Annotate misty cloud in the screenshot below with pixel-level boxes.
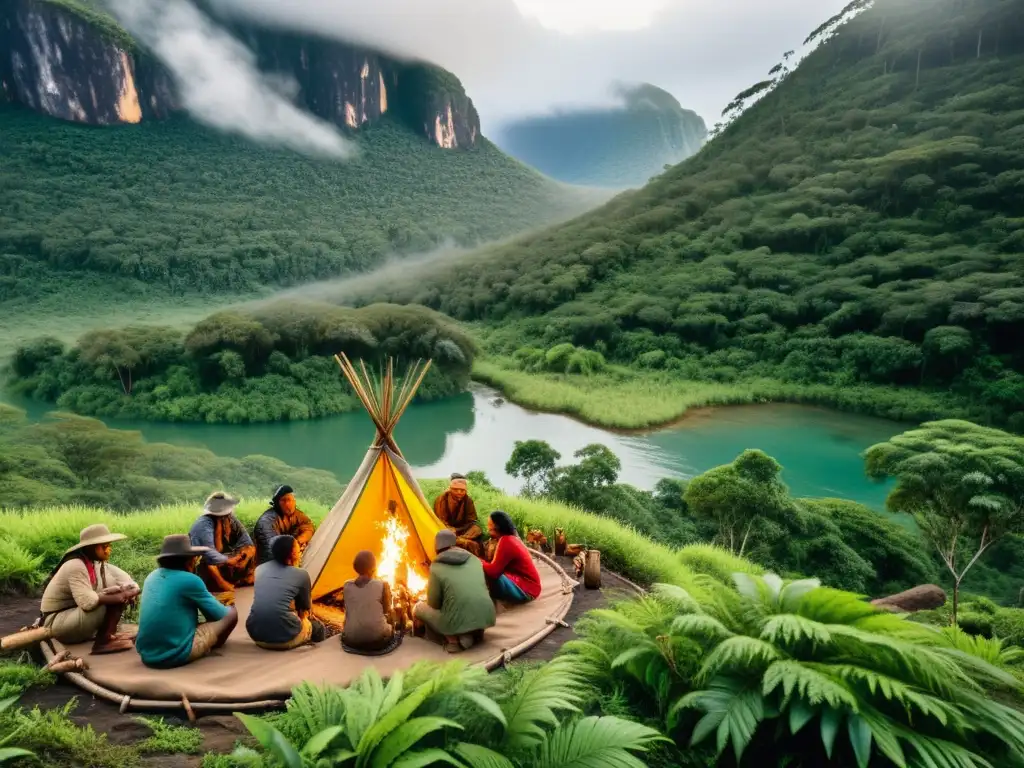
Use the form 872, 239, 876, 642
106, 0, 354, 158
206, 0, 850, 132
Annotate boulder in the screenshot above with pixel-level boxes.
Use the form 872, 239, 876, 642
871, 584, 947, 613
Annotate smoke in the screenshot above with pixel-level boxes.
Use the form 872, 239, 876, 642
105, 0, 354, 158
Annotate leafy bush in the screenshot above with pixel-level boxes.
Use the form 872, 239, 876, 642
9, 303, 475, 423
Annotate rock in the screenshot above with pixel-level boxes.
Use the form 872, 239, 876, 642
871, 584, 947, 613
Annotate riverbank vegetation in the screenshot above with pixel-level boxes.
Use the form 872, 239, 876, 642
0, 106, 593, 303
7, 303, 474, 423
361, 0, 1024, 432
0, 403, 343, 516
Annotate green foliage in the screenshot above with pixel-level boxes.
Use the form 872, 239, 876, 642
0, 403, 343, 512
365, 0, 1024, 429
866, 420, 1024, 620
235, 661, 663, 767
567, 572, 1024, 767
135, 717, 204, 755
0, 660, 53, 701
511, 344, 607, 375
0, 105, 594, 310
0, 699, 136, 767
0, 695, 35, 765
9, 302, 475, 423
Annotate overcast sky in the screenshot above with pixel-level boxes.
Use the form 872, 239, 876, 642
209, 0, 851, 133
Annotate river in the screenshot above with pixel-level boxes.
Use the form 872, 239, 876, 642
9, 385, 903, 510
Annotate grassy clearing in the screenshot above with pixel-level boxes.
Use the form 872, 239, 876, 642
472, 358, 969, 431
0, 480, 729, 594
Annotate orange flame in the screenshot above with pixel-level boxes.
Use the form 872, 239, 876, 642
377, 514, 428, 598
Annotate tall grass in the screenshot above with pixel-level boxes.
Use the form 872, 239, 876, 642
472, 358, 971, 430
1, 484, 730, 594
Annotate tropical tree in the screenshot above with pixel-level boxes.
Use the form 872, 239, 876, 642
683, 450, 790, 556
505, 440, 561, 497
865, 420, 1024, 624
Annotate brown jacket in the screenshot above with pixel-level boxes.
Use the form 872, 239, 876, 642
254, 506, 315, 565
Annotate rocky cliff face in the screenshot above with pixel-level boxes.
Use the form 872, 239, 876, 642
0, 0, 176, 124
0, 0, 481, 148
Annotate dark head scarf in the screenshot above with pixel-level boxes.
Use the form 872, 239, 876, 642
271, 534, 296, 565
353, 550, 376, 577
272, 485, 294, 508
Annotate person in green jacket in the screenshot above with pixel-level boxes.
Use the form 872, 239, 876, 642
414, 529, 496, 653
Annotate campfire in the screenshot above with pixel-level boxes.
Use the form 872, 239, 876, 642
313, 505, 430, 636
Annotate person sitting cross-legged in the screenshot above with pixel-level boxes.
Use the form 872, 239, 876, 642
340, 550, 400, 654
253, 485, 315, 567
481, 511, 542, 606
433, 474, 485, 557
135, 535, 239, 669
189, 491, 256, 603
247, 535, 327, 650
414, 530, 496, 653
39, 524, 140, 655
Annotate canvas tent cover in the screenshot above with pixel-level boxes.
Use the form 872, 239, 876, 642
47, 555, 576, 706
303, 445, 442, 600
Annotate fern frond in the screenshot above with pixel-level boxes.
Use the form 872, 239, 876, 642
678, 678, 767, 762
699, 636, 782, 681
779, 578, 822, 614
796, 587, 880, 625
672, 613, 735, 641
500, 659, 583, 751
762, 660, 857, 710
532, 716, 667, 768
651, 583, 700, 612
822, 664, 964, 729
760, 614, 831, 649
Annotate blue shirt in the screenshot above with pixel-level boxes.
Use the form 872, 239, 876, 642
188, 514, 253, 566
135, 568, 229, 669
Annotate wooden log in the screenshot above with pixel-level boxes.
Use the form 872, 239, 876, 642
48, 658, 88, 674
870, 584, 946, 613
583, 550, 602, 590
43, 649, 71, 670
182, 694, 196, 723
1, 626, 53, 651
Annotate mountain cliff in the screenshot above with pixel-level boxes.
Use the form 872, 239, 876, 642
495, 84, 707, 188
0, 0, 481, 148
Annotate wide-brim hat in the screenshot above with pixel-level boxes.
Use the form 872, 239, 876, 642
64, 524, 126, 558
204, 491, 239, 517
156, 534, 210, 563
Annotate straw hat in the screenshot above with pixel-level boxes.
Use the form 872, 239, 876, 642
63, 524, 126, 557
156, 534, 210, 564
203, 491, 239, 517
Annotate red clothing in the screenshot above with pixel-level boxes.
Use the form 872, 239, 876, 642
481, 535, 542, 599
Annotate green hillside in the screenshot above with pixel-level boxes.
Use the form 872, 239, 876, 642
0, 106, 591, 303
363, 0, 1024, 431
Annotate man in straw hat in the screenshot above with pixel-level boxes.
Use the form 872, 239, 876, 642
188, 491, 256, 603
432, 473, 484, 557
39, 523, 140, 654
135, 535, 239, 669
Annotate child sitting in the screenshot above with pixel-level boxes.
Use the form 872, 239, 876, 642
341, 551, 401, 655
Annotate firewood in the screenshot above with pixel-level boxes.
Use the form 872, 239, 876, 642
43, 650, 71, 670
565, 544, 584, 557
47, 658, 88, 674
554, 528, 566, 557
1, 626, 53, 651
573, 550, 587, 578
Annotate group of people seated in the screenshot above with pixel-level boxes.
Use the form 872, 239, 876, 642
36, 474, 543, 668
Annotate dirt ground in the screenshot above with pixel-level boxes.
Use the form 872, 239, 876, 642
0, 557, 641, 764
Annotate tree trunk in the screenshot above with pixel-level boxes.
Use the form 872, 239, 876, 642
915, 48, 922, 89
977, 28, 983, 59
876, 17, 886, 53
952, 577, 961, 626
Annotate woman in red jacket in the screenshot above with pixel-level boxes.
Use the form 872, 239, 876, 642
481, 510, 542, 603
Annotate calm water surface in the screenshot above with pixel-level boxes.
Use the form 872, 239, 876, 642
9, 385, 903, 509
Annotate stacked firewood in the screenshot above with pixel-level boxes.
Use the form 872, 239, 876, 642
391, 582, 418, 635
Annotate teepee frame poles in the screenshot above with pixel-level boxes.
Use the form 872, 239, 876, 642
333, 353, 433, 457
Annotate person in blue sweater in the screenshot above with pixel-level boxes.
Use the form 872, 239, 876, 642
188, 491, 256, 603
135, 535, 238, 669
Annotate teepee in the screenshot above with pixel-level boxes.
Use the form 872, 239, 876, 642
302, 354, 447, 601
